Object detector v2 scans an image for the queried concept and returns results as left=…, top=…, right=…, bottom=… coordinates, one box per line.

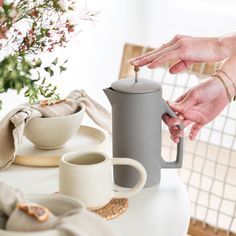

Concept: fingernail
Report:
left=189, top=134, right=194, bottom=141
left=128, top=58, right=136, bottom=63
left=175, top=138, right=179, bottom=143
left=132, top=60, right=141, bottom=66
left=169, top=68, right=176, bottom=74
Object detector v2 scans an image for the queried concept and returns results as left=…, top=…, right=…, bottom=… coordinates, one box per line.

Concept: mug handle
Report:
left=161, top=99, right=184, bottom=168
left=111, top=158, right=147, bottom=198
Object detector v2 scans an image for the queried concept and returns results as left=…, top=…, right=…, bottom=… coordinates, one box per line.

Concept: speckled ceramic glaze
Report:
left=59, top=151, right=147, bottom=210
left=24, top=107, right=85, bottom=150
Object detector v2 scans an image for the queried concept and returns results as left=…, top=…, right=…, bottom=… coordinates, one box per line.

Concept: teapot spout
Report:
left=103, top=87, right=117, bottom=105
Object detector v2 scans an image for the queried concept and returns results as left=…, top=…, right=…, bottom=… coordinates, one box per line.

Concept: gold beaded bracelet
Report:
left=214, top=69, right=236, bottom=101
left=212, top=74, right=232, bottom=103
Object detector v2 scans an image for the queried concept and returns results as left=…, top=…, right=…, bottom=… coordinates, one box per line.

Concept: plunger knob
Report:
left=134, top=66, right=139, bottom=83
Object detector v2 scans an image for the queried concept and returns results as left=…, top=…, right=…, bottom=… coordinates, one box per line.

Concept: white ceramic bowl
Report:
left=0, top=194, right=84, bottom=236
left=24, top=107, right=85, bottom=150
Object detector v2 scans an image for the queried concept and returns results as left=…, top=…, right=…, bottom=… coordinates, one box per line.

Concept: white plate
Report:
left=14, top=126, right=108, bottom=167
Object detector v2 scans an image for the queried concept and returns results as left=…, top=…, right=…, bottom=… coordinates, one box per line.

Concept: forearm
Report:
left=218, top=34, right=236, bottom=58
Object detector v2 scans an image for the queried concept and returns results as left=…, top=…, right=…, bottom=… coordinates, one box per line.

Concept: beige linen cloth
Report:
left=0, top=182, right=118, bottom=236
left=0, top=90, right=111, bottom=169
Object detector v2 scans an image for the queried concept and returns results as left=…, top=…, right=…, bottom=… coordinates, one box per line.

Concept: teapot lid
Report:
left=111, top=77, right=161, bottom=94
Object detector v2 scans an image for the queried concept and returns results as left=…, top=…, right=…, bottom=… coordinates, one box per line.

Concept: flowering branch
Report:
left=0, top=0, right=96, bottom=109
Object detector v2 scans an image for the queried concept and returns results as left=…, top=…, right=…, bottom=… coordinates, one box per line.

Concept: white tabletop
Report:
left=0, top=165, right=190, bottom=236
left=0, top=116, right=190, bottom=236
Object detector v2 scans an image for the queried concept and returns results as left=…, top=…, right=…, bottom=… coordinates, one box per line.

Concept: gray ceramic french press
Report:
left=104, top=76, right=183, bottom=188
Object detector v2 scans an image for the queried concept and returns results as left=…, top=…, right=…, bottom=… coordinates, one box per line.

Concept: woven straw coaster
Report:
left=92, top=198, right=128, bottom=220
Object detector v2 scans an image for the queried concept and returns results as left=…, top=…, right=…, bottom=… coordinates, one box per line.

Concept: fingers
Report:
left=162, top=114, right=185, bottom=143
left=147, top=49, right=180, bottom=69
left=169, top=60, right=194, bottom=74
left=170, top=127, right=183, bottom=143
left=170, top=122, right=203, bottom=142
left=170, top=121, right=202, bottom=142
left=128, top=34, right=187, bottom=66
left=132, top=44, right=180, bottom=67
left=128, top=35, right=181, bottom=64
left=128, top=34, right=195, bottom=68
left=183, top=119, right=191, bottom=127
left=167, top=90, right=196, bottom=114
left=167, top=100, right=186, bottom=114
left=163, top=110, right=198, bottom=143
left=189, top=123, right=203, bottom=140
left=128, top=49, right=159, bottom=64
left=128, top=34, right=201, bottom=69
left=172, top=93, right=188, bottom=103
left=162, top=114, right=182, bottom=127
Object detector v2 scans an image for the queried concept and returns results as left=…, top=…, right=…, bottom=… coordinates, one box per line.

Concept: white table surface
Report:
left=0, top=119, right=190, bottom=236
left=0, top=166, right=190, bottom=236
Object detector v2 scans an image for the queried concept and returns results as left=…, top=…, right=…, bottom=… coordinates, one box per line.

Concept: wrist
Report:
left=212, top=74, right=232, bottom=103
left=219, top=57, right=236, bottom=86
left=213, top=68, right=236, bottom=101
left=218, top=34, right=236, bottom=58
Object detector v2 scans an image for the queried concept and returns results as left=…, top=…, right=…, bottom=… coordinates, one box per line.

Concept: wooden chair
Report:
left=119, top=43, right=236, bottom=236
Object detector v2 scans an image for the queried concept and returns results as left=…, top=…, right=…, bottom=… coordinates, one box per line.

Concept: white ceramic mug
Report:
left=59, top=151, right=147, bottom=210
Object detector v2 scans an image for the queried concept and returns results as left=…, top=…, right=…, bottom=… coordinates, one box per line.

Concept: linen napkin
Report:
left=0, top=90, right=112, bottom=170
left=56, top=208, right=117, bottom=236
left=0, top=182, right=118, bottom=236
left=6, top=205, right=57, bottom=232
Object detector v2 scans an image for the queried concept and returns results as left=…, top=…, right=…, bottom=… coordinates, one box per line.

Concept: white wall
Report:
left=145, top=0, right=236, bottom=47
left=0, top=0, right=147, bottom=116
left=1, top=0, right=236, bottom=116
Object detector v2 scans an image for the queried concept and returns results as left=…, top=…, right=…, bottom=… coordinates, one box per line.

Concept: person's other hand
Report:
left=129, top=35, right=230, bottom=74
left=162, top=77, right=230, bottom=142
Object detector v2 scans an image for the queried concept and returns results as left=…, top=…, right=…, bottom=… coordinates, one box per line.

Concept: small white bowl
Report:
left=0, top=194, right=84, bottom=236
left=24, top=107, right=85, bottom=150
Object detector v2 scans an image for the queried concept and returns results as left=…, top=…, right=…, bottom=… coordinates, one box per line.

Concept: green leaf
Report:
left=42, top=77, right=46, bottom=84
left=44, top=67, right=54, bottom=76
left=52, top=58, right=58, bottom=66
left=59, top=66, right=67, bottom=73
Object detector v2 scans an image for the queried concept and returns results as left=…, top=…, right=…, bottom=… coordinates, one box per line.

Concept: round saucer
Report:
left=14, top=126, right=108, bottom=167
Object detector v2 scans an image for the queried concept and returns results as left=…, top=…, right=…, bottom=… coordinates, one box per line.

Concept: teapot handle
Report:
left=161, top=99, right=184, bottom=168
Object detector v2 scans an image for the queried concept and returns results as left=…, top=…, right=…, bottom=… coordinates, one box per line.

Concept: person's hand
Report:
left=129, top=35, right=233, bottom=74
left=163, top=77, right=231, bottom=142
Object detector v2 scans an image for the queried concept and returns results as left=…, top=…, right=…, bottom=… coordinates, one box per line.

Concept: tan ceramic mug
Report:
left=59, top=151, right=147, bottom=210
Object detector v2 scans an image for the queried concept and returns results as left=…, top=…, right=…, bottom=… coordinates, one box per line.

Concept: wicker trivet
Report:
left=92, top=198, right=128, bottom=220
